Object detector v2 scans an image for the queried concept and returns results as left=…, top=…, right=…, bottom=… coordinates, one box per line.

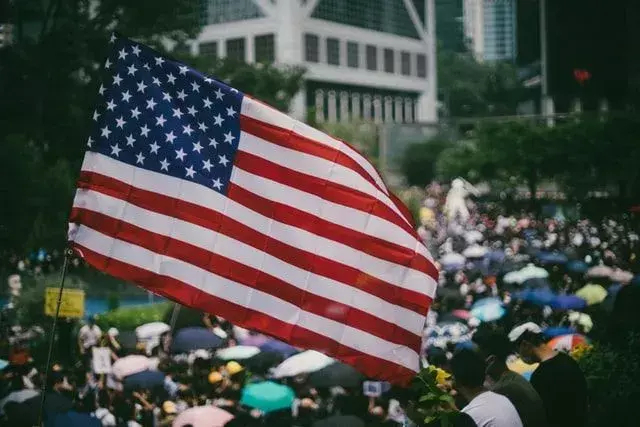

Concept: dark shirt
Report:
left=493, top=370, right=547, bottom=427
left=530, top=352, right=587, bottom=427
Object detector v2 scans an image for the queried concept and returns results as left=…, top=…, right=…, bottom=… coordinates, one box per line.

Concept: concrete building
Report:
left=192, top=0, right=437, bottom=124
left=463, top=0, right=516, bottom=62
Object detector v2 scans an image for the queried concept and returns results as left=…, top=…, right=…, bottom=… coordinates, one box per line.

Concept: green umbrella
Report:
left=240, top=381, right=295, bottom=413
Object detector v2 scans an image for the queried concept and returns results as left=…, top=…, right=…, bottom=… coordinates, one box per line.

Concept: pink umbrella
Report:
left=452, top=309, right=472, bottom=320
left=112, top=355, right=152, bottom=379
left=240, top=333, right=269, bottom=347
left=172, top=406, right=234, bottom=427
left=548, top=334, right=589, bottom=352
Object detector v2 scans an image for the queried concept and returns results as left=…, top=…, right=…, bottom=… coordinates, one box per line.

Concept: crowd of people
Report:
left=0, top=180, right=638, bottom=427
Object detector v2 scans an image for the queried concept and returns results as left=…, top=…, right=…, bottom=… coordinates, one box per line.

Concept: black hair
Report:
left=517, top=330, right=546, bottom=346
left=451, top=349, right=486, bottom=389
left=472, top=325, right=513, bottom=361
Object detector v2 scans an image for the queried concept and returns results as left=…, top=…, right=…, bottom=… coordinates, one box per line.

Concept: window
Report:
left=400, top=51, right=411, bottom=76
left=366, top=45, right=377, bottom=71
left=226, top=38, right=245, bottom=62
left=347, top=41, right=359, bottom=68
left=383, top=48, right=394, bottom=73
left=326, top=38, right=340, bottom=66
left=417, top=53, right=427, bottom=78
left=199, top=41, right=218, bottom=58
left=254, top=34, right=275, bottom=63
left=305, top=33, right=319, bottom=63
left=204, top=0, right=265, bottom=25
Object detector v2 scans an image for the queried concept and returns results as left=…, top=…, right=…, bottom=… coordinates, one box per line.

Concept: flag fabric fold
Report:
left=68, top=35, right=437, bottom=385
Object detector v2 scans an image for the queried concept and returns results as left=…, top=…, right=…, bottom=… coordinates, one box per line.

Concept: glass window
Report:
left=305, top=33, right=319, bottom=63
left=199, top=41, right=218, bottom=58
left=417, top=53, right=427, bottom=78
left=347, top=42, right=359, bottom=68
left=226, top=38, right=245, bottom=62
left=326, top=38, right=340, bottom=66
left=254, top=34, right=275, bottom=63
left=400, top=51, right=411, bottom=76
left=383, top=48, right=394, bottom=73
left=204, top=0, right=265, bottom=25
left=366, top=45, right=377, bottom=71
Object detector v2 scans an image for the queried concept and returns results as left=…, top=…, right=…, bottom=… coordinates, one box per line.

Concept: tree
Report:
left=401, top=138, right=451, bottom=187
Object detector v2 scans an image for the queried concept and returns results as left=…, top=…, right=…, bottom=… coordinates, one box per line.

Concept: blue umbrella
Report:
left=47, top=411, right=101, bottom=427
left=471, top=303, right=506, bottom=322
left=536, top=251, right=568, bottom=265
left=259, top=340, right=298, bottom=358
left=514, top=288, right=556, bottom=306
left=240, top=381, right=295, bottom=413
left=171, top=327, right=223, bottom=353
left=543, top=326, right=576, bottom=338
left=522, top=278, right=551, bottom=289
left=123, top=370, right=165, bottom=390
left=486, top=250, right=506, bottom=263
left=549, top=295, right=588, bottom=311
left=566, top=260, right=589, bottom=274
left=472, top=297, right=502, bottom=309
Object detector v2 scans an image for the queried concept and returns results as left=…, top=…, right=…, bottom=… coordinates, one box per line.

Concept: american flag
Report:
left=69, top=35, right=438, bottom=385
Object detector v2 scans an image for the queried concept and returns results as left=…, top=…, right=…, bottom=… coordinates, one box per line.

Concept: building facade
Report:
left=191, top=0, right=437, bottom=124
left=463, top=0, right=516, bottom=62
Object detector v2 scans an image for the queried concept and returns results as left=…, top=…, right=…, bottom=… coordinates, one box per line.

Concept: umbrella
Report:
left=470, top=301, right=506, bottom=322
left=0, top=359, right=8, bottom=370
left=172, top=327, right=223, bottom=353
left=549, top=295, right=587, bottom=311
left=517, top=264, right=549, bottom=281
left=451, top=309, right=472, bottom=320
left=172, top=406, right=234, bottom=427
left=136, top=322, right=170, bottom=340
left=122, top=370, right=165, bottom=390
left=514, top=288, right=556, bottom=306
left=463, top=245, right=488, bottom=259
left=215, top=346, right=261, bottom=361
left=568, top=311, right=593, bottom=333
left=471, top=297, right=502, bottom=309
left=536, top=251, right=568, bottom=265
left=575, top=284, right=608, bottom=306
left=566, top=260, right=589, bottom=274
left=0, top=389, right=39, bottom=414
left=112, top=355, right=152, bottom=379
left=464, top=230, right=484, bottom=244
left=259, top=340, right=298, bottom=358
left=586, top=265, right=614, bottom=279
left=243, top=351, right=285, bottom=374
left=548, top=334, right=589, bottom=352
left=47, top=411, right=101, bottom=427
left=521, top=278, right=551, bottom=289
left=543, top=326, right=576, bottom=338
left=486, top=250, right=506, bottom=263
left=439, top=253, right=466, bottom=271
left=308, top=362, right=365, bottom=388
left=610, top=269, right=634, bottom=284
left=425, top=322, right=471, bottom=349
left=240, top=381, right=295, bottom=413
left=312, top=415, right=365, bottom=427
left=271, top=350, right=334, bottom=378
left=240, top=333, right=269, bottom=347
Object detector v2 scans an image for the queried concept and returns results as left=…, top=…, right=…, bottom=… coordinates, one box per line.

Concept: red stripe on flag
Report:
left=71, top=242, right=418, bottom=386
left=76, top=172, right=432, bottom=314
left=70, top=207, right=422, bottom=350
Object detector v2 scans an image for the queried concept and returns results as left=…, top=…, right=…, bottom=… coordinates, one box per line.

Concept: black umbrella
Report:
left=171, top=327, right=223, bottom=353
left=242, top=351, right=284, bottom=374
left=312, top=415, right=365, bottom=427
left=308, top=362, right=365, bottom=388
left=123, top=370, right=165, bottom=390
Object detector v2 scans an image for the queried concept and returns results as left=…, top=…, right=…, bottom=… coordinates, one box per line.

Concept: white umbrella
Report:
left=215, top=346, right=261, bottom=361
left=439, top=252, right=466, bottom=266
left=464, top=230, right=484, bottom=244
left=0, top=389, right=39, bottom=414
left=112, top=355, right=153, bottom=379
left=463, top=244, right=488, bottom=258
left=135, top=322, right=170, bottom=340
left=504, top=263, right=549, bottom=284
left=271, top=350, right=334, bottom=378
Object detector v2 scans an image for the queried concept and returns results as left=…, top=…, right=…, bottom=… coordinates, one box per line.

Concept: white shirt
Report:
left=462, top=391, right=523, bottom=427
left=79, top=324, right=102, bottom=349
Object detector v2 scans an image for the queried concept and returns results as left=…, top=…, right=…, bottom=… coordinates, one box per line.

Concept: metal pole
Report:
left=169, top=303, right=181, bottom=333
left=539, top=0, right=548, bottom=117
left=37, top=248, right=72, bottom=427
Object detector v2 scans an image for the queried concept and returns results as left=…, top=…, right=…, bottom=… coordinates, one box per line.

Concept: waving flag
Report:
left=68, top=35, right=437, bottom=385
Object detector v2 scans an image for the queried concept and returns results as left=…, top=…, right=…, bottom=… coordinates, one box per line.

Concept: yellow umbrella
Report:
left=575, top=283, right=607, bottom=306
left=507, top=357, right=538, bottom=375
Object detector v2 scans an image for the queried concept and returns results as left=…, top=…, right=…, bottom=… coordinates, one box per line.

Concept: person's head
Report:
left=508, top=322, right=547, bottom=364
left=472, top=325, right=513, bottom=380
left=450, top=349, right=486, bottom=400
left=162, top=401, right=177, bottom=417
left=88, top=316, right=96, bottom=326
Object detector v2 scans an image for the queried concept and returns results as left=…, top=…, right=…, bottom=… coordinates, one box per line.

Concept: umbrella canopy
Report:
left=575, top=284, right=608, bottom=306
left=172, top=327, right=223, bottom=353
left=215, top=346, right=261, bottom=361
left=48, top=411, right=101, bottom=427
left=112, top=355, right=152, bottom=379
left=271, top=350, right=334, bottom=378
left=240, top=381, right=295, bottom=413
left=259, top=340, right=298, bottom=358
left=514, top=288, right=556, bottom=306
left=172, top=406, right=234, bottom=427
left=451, top=309, right=472, bottom=321
left=439, top=253, right=466, bottom=271
left=308, top=362, right=365, bottom=388
left=0, top=389, right=39, bottom=414
left=471, top=297, right=502, bottom=309
left=586, top=265, right=614, bottom=279
left=543, top=326, right=576, bottom=338
left=536, top=251, right=568, bottom=265
left=548, top=334, right=589, bottom=352
left=123, top=370, right=165, bottom=390
left=566, top=260, right=589, bottom=274
left=243, top=351, right=285, bottom=375
left=610, top=269, right=634, bottom=284
left=463, top=244, right=488, bottom=259
left=425, top=322, right=471, bottom=349
left=549, top=295, right=587, bottom=311
left=135, top=322, right=170, bottom=340
left=470, top=302, right=506, bottom=323
left=504, top=264, right=549, bottom=284
left=464, top=230, right=484, bottom=244
left=240, top=333, right=269, bottom=347
left=521, top=278, right=551, bottom=289
left=0, top=359, right=8, bottom=371
left=312, top=415, right=366, bottom=427
left=486, top=250, right=506, bottom=263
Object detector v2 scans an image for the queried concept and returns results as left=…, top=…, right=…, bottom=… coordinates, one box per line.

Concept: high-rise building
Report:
left=435, top=0, right=465, bottom=52
left=463, top=0, right=517, bottom=62
left=193, top=0, right=437, bottom=123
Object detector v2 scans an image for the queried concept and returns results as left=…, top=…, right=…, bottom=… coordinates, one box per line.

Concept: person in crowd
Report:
left=472, top=325, right=547, bottom=427
left=78, top=316, right=102, bottom=364
left=451, top=349, right=523, bottom=427
left=509, top=322, right=588, bottom=427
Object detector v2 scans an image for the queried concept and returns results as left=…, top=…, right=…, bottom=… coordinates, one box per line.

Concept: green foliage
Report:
left=318, top=121, right=379, bottom=166
left=408, top=366, right=458, bottom=427
left=577, top=333, right=640, bottom=427
left=401, top=138, right=451, bottom=187
left=107, top=292, right=120, bottom=312
left=95, top=302, right=171, bottom=331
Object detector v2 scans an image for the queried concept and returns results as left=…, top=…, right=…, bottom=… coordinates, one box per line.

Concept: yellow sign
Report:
left=45, top=288, right=85, bottom=318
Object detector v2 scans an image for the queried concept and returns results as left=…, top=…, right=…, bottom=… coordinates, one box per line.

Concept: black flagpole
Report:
left=37, top=248, right=72, bottom=427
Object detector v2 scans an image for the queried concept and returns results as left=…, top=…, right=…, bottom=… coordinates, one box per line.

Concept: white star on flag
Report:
left=185, top=165, right=196, bottom=178
left=213, top=114, right=224, bottom=127
left=156, top=115, right=167, bottom=127
left=202, top=159, right=213, bottom=172
left=212, top=178, right=223, bottom=190
left=110, top=143, right=121, bottom=156
left=136, top=81, right=147, bottom=93
left=192, top=141, right=203, bottom=153
left=140, top=124, right=151, bottom=137
left=223, top=131, right=235, bottom=144
left=218, top=155, right=229, bottom=166
left=126, top=134, right=136, bottom=146
left=136, top=152, right=146, bottom=165
left=115, top=116, right=126, bottom=129
left=165, top=131, right=177, bottom=143
left=159, top=158, right=170, bottom=171
left=130, top=107, right=141, bottom=119
left=175, top=148, right=187, bottom=161
left=149, top=141, right=160, bottom=154
left=122, top=91, right=132, bottom=102
left=127, top=64, right=138, bottom=76
left=101, top=126, right=111, bottom=138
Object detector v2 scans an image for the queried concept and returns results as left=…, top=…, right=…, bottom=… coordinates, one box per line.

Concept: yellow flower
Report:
left=570, top=343, right=593, bottom=360
left=434, top=367, right=451, bottom=386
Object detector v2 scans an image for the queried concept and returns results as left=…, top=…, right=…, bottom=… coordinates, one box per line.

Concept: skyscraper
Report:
left=463, top=0, right=517, bottom=62
left=435, top=0, right=465, bottom=52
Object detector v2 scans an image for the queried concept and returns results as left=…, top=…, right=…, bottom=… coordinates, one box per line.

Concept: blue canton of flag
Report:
left=88, top=35, right=243, bottom=194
